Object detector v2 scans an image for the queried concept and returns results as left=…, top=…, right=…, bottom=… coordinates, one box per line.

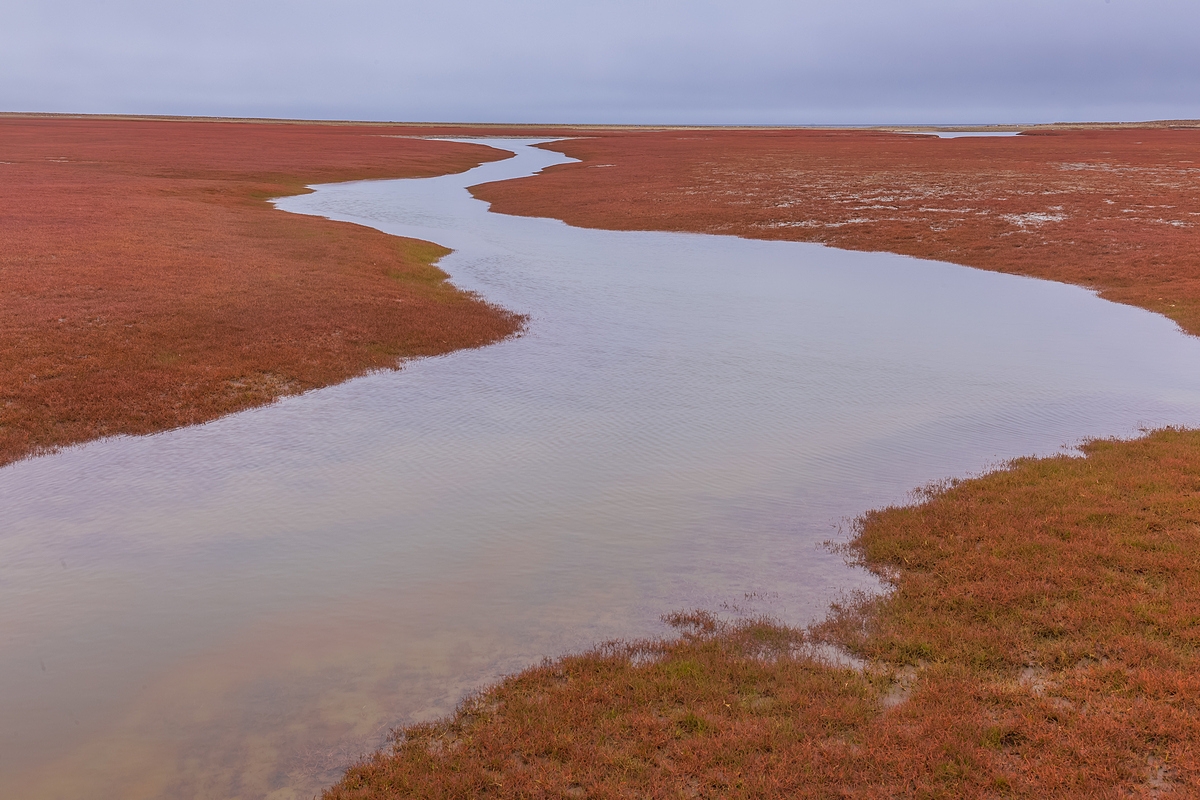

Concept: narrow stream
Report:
left=4, top=139, right=1200, bottom=799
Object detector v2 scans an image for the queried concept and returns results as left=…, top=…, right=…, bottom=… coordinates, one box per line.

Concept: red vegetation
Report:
left=473, top=127, right=1200, bottom=335
left=0, top=117, right=520, bottom=467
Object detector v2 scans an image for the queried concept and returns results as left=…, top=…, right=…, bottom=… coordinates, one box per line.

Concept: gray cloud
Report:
left=2, top=0, right=1197, bottom=124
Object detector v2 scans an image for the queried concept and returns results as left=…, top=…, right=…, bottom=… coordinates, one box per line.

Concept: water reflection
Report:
left=3, top=140, right=1200, bottom=798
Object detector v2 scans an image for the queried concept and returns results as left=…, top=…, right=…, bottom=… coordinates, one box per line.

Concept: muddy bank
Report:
left=0, top=117, right=523, bottom=467
left=472, top=126, right=1200, bottom=336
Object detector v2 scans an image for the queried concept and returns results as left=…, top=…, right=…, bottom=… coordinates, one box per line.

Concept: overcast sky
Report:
left=2, top=0, right=1197, bottom=125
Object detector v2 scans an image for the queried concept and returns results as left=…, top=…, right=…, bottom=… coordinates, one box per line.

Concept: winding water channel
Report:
left=5, top=139, right=1200, bottom=798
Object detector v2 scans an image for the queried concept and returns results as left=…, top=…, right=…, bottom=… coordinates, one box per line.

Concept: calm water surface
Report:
left=5, top=140, right=1200, bottom=798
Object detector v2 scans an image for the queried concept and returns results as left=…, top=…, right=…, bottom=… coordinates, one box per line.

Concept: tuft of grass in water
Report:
left=327, top=428, right=1200, bottom=798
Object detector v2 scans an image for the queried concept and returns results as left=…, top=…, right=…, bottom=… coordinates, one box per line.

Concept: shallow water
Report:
left=906, top=130, right=1024, bottom=138
left=5, top=139, right=1200, bottom=798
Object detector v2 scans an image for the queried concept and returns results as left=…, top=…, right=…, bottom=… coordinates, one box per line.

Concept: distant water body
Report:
left=4, top=140, right=1200, bottom=798
left=902, top=130, right=1023, bottom=138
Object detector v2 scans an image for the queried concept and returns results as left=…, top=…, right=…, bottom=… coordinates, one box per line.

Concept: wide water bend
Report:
left=4, top=139, right=1200, bottom=798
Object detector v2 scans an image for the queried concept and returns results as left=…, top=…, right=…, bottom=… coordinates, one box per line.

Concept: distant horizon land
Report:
left=4, top=111, right=1199, bottom=131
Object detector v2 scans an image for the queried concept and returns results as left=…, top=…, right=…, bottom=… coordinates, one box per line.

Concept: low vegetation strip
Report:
left=0, top=118, right=520, bottom=467
left=472, top=126, right=1200, bottom=337
left=327, top=429, right=1200, bottom=798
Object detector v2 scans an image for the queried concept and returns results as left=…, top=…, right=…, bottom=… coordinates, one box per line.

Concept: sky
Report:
left=2, top=0, right=1198, bottom=125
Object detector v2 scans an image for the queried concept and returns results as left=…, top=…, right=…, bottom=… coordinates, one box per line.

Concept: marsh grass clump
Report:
left=328, top=428, right=1200, bottom=797
left=330, top=615, right=883, bottom=799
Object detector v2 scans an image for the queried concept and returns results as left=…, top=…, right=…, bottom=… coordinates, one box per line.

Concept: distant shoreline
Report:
left=3, top=109, right=1197, bottom=131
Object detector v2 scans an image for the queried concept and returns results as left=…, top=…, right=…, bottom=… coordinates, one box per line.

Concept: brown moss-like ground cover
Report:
left=328, top=429, right=1200, bottom=798
left=472, top=126, right=1200, bottom=336
left=0, top=117, right=521, bottom=467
